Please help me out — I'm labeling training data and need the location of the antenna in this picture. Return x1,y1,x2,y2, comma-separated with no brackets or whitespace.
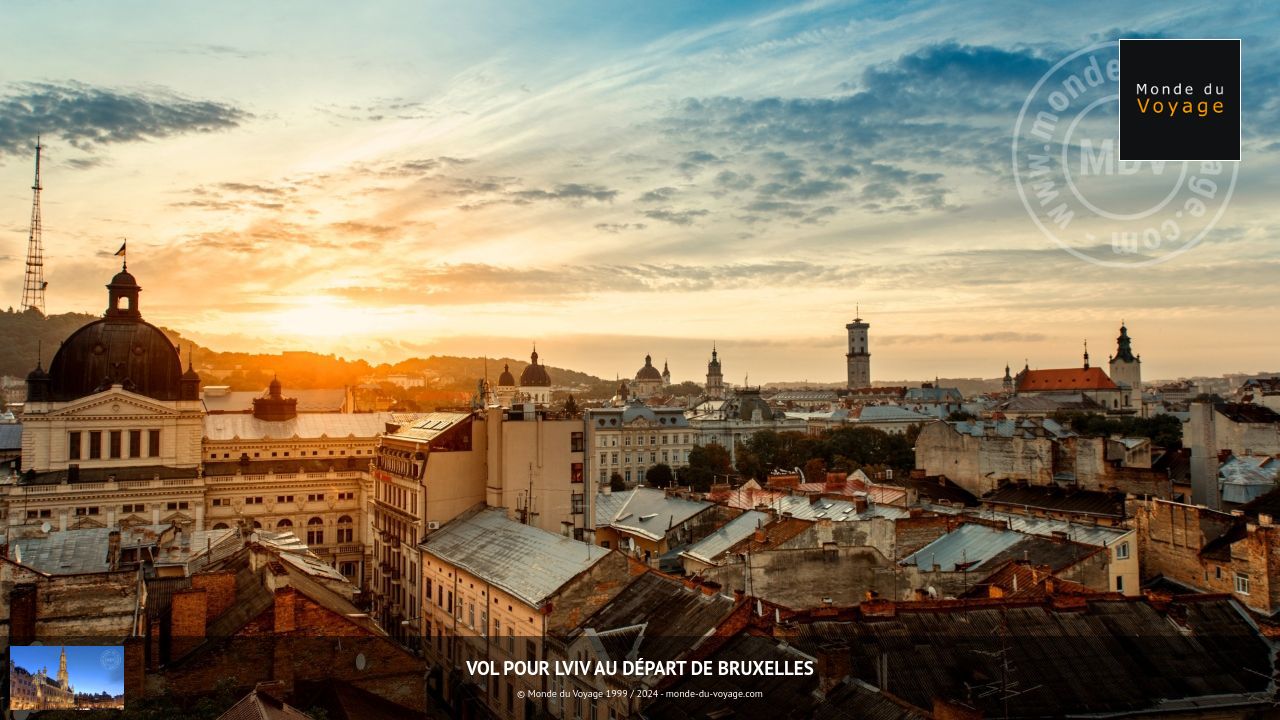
21,137,46,314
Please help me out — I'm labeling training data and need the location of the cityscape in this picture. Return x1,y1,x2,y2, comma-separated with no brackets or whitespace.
2,2,1278,720
8,646,125,711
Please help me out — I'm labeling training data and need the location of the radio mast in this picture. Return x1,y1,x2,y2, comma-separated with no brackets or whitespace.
21,137,46,314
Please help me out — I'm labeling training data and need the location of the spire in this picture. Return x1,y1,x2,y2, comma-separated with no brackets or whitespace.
1083,340,1090,369
21,137,46,314
1113,322,1136,362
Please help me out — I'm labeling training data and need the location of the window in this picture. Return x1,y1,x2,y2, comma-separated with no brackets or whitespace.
246,496,264,505
75,506,100,516
337,491,355,501
277,495,294,503
1235,573,1250,595
307,517,324,546
211,498,228,507
167,501,190,511
1115,542,1130,560
122,503,145,513
276,519,293,529
89,431,102,459
571,431,584,452
308,493,325,502
337,515,354,543
129,429,141,458
148,429,160,457
1115,575,1124,592
68,431,81,460
213,522,230,530
571,462,583,483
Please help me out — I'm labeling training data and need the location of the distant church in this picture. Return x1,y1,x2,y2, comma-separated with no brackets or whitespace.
1011,323,1143,414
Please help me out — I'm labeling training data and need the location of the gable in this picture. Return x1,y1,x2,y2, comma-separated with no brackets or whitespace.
51,389,180,419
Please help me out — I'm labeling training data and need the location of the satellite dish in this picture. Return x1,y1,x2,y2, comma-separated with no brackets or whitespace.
40,522,51,533
355,653,367,671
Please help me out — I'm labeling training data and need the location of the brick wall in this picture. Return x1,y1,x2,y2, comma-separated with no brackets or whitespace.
191,571,236,619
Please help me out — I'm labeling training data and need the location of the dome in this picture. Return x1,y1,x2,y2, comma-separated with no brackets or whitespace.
519,348,551,387
497,364,516,386
47,318,183,401
44,269,184,402
635,354,663,382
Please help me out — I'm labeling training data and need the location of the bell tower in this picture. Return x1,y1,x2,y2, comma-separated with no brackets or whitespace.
845,310,870,389
1108,322,1142,413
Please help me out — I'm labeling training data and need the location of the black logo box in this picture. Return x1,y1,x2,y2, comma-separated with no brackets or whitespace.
1119,39,1240,161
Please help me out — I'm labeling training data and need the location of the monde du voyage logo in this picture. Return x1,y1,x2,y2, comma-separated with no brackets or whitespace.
1013,39,1241,267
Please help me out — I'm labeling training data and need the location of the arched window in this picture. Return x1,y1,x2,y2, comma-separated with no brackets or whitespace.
252,520,262,529
276,518,293,529
307,516,324,546
337,515,354,544
212,523,230,530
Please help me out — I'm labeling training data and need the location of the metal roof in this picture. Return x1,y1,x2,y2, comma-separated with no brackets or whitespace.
204,412,396,441
202,387,347,413
0,423,21,450
596,487,713,541
680,511,769,564
384,412,472,442
420,507,611,607
960,508,1130,548
900,523,1026,571
10,525,235,575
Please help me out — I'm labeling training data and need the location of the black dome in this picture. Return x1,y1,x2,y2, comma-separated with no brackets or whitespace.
635,354,663,381
497,363,516,386
47,318,183,401
43,268,185,401
519,349,551,387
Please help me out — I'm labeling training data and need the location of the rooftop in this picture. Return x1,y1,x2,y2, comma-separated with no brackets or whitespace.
421,507,611,607
786,596,1273,718
203,387,347,414
204,412,396,441
900,522,1100,573
679,510,769,565
982,483,1127,519
1016,366,1119,392
595,487,713,541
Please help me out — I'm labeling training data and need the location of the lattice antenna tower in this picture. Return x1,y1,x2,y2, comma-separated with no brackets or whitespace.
21,137,47,314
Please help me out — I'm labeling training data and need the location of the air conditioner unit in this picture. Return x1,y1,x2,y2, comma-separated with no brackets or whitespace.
426,521,441,530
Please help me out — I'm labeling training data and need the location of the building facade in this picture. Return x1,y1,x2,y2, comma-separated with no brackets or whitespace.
586,401,693,487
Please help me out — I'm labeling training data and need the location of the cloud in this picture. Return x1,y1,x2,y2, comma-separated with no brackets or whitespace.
638,186,679,203
641,208,710,226
595,222,648,233
0,81,248,158
510,183,618,204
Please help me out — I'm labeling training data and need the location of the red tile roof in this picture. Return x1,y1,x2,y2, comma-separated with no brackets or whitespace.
1016,367,1118,392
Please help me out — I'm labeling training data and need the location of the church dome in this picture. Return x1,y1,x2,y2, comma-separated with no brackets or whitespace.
519,348,551,387
44,268,184,402
497,363,516,386
635,354,663,382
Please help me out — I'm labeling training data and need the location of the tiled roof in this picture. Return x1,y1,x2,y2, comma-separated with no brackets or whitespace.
420,507,611,607
982,484,1126,518
1016,366,1118,392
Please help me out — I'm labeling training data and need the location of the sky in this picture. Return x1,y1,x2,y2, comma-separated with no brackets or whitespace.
9,644,124,696
0,1,1277,384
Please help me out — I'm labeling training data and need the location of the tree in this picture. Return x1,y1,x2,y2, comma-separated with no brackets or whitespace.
684,443,733,492
609,472,626,492
803,458,827,485
946,410,977,421
645,463,675,488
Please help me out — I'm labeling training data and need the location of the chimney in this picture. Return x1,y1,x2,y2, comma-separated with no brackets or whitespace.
753,530,766,544
107,530,121,571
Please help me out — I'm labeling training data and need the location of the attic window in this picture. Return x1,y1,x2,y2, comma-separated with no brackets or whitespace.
639,513,657,521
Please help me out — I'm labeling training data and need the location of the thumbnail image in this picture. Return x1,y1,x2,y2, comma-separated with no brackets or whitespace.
8,646,124,711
